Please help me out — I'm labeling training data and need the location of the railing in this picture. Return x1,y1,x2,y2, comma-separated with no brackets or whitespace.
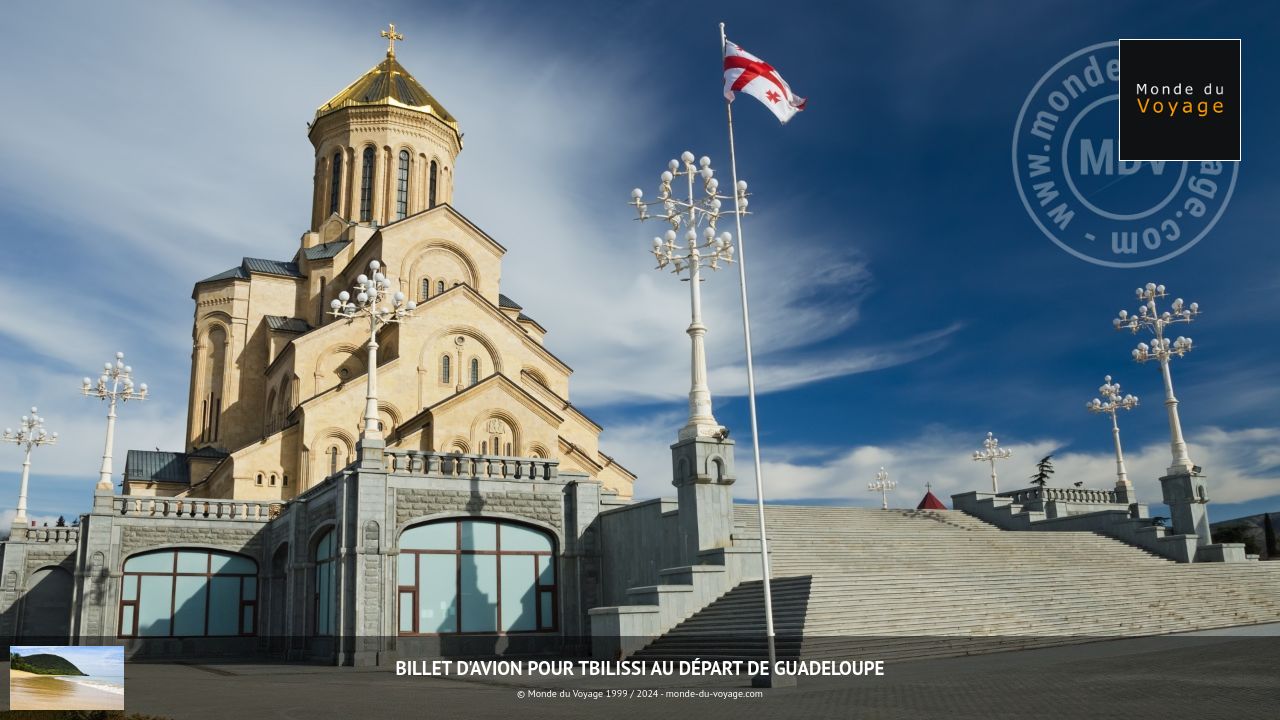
999,486,1120,505
14,526,80,544
112,496,281,522
385,450,558,481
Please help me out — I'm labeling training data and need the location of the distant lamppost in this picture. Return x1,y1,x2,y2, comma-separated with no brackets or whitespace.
631,151,741,440
1114,283,1199,475
1087,375,1139,502
82,352,147,491
972,432,1012,493
330,260,415,443
868,467,896,510
3,407,57,523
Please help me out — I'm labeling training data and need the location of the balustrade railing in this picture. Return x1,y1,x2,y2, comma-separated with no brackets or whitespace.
111,496,280,521
999,486,1120,505
385,450,558,481
14,526,80,543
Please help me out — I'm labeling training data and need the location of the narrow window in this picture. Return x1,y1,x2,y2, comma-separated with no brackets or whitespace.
256,474,264,486
470,358,480,386
359,147,375,222
329,151,342,215
328,447,339,476
283,474,289,487
428,160,438,208
269,474,277,487
505,442,512,456
481,441,487,454
420,278,431,301
441,355,451,384
436,279,445,295
396,150,410,220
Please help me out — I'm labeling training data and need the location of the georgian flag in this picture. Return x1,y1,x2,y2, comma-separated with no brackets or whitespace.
723,40,807,124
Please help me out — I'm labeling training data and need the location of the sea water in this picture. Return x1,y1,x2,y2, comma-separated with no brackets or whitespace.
59,675,125,695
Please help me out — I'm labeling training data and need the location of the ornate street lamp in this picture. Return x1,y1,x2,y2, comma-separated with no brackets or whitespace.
330,260,415,443
1114,283,1199,475
868,467,896,510
631,151,741,440
3,407,57,523
1087,375,1139,502
972,432,1012,493
82,352,147,491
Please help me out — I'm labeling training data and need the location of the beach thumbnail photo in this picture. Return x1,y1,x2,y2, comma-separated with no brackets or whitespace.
9,645,124,711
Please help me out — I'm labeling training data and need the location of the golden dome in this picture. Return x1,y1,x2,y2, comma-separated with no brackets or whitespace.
316,54,458,130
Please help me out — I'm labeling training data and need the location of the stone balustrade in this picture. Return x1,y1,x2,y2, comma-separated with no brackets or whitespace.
112,495,280,522
999,486,1119,505
14,526,80,544
385,450,558,481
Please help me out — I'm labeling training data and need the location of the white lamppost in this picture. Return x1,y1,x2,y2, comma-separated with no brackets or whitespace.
1087,375,1139,501
1114,283,1199,475
82,352,147,491
868,467,896,510
3,407,57,523
330,260,415,442
972,432,1012,493
631,151,740,441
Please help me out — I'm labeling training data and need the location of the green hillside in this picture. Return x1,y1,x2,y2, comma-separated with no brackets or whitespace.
9,652,87,676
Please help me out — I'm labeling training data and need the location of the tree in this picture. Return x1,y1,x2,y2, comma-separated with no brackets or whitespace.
1030,455,1056,488
1265,513,1277,560
55,515,66,527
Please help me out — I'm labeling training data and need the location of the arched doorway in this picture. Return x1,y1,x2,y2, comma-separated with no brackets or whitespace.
19,566,73,642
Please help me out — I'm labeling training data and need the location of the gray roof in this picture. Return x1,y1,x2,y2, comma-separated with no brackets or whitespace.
188,446,229,459
124,450,188,484
498,294,523,310
242,257,303,277
198,266,248,284
265,316,311,334
303,240,351,261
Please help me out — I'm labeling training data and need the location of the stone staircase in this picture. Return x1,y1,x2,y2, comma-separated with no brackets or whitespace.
632,505,1280,662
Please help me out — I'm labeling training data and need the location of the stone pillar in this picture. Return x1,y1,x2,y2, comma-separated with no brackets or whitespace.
562,474,601,648
348,438,391,666
73,487,120,642
670,436,736,565
1160,471,1212,546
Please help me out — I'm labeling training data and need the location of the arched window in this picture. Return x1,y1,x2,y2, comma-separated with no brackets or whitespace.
396,150,410,220
480,441,487,454
119,549,256,637
436,279,445,295
440,355,451,384
256,473,264,486
329,151,342,215
428,160,439,208
328,446,340,476
269,474,277,487
283,474,289,487
359,146,375,223
397,519,556,634
314,529,337,635
505,442,513,456
203,326,227,442
420,278,431,301
470,358,480,386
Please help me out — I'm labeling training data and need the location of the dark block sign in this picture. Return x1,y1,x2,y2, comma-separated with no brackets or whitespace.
1119,39,1240,161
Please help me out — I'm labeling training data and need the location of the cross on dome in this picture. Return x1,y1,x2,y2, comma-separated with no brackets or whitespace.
381,23,404,57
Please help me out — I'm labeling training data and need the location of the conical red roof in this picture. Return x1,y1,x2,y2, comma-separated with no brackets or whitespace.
917,491,947,510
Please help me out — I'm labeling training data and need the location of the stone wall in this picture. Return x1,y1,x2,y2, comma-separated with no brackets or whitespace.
119,524,263,558
394,487,563,532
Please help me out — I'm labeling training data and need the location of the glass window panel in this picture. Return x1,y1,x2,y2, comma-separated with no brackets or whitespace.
500,556,536,632
419,554,457,633
397,554,415,585
242,605,254,634
124,551,174,573
121,605,135,636
399,592,414,633
137,576,173,637
211,553,256,575
177,551,208,574
540,592,554,629
460,554,497,632
173,576,208,636
317,564,332,635
538,555,555,586
208,576,240,636
460,521,496,551
123,575,138,601
400,522,456,551
502,524,553,553
243,577,257,601
315,531,333,561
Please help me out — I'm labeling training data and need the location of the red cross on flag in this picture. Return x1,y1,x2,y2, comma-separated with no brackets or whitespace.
722,39,807,124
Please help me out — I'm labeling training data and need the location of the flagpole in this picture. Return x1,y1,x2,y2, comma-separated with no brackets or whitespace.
720,20,780,686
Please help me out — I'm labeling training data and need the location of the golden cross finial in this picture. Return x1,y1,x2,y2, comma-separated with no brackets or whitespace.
380,23,404,57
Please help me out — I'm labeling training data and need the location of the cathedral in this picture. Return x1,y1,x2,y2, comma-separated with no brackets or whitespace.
126,32,634,501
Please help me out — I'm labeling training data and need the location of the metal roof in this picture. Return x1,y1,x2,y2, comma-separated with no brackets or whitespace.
265,316,311,334
303,240,351,260
242,257,303,278
124,450,188,484
316,55,458,129
498,294,523,310
198,266,248,284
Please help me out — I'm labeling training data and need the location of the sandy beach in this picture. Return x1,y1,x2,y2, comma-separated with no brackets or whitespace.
9,668,124,710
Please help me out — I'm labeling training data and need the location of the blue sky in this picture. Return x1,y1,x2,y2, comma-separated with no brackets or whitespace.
11,646,123,676
0,1,1276,523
